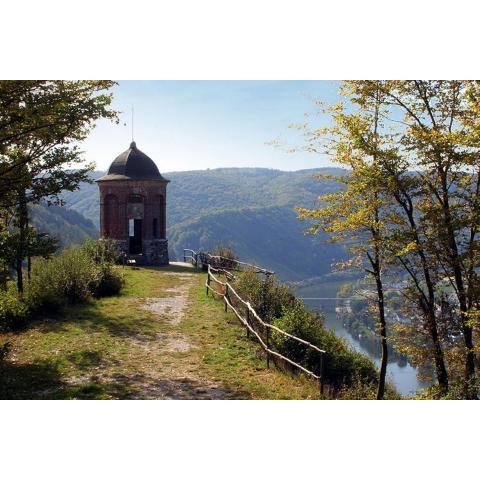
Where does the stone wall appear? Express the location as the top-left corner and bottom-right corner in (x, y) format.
(143, 239), (169, 265)
(112, 239), (169, 266)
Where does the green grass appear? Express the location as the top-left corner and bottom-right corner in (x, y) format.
(180, 278), (321, 399)
(0, 265), (321, 399)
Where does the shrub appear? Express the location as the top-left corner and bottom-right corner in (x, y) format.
(232, 269), (379, 393)
(0, 287), (30, 331)
(210, 244), (238, 270)
(90, 262), (124, 298)
(81, 238), (121, 264)
(272, 300), (378, 390)
(26, 241), (125, 310)
(233, 269), (295, 322)
(27, 248), (98, 306)
(81, 239), (124, 297)
(1, 241), (125, 331)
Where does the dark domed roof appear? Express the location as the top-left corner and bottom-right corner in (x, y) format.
(97, 141), (168, 182)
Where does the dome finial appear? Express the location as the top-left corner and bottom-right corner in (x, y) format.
(130, 141), (137, 149)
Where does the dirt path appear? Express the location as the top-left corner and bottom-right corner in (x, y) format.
(1, 265), (319, 400)
(124, 270), (239, 399)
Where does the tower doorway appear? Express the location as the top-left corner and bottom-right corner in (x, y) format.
(129, 218), (142, 254)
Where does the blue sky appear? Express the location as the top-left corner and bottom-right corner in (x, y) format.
(83, 81), (341, 173)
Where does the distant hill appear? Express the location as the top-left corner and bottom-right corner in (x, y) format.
(168, 205), (345, 280)
(30, 203), (98, 248)
(60, 167), (348, 281)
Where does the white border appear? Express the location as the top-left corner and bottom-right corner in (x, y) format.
(1, 1), (479, 478)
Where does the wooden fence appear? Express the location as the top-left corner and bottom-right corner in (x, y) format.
(205, 264), (326, 395)
(183, 248), (274, 276)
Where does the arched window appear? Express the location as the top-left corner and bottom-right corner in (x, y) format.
(104, 194), (118, 237)
(152, 194), (165, 238)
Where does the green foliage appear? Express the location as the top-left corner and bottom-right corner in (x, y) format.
(24, 240), (124, 317)
(273, 300), (378, 390)
(81, 238), (121, 264)
(58, 168), (348, 281)
(28, 248), (98, 306)
(209, 244), (238, 270)
(82, 239), (124, 297)
(233, 269), (296, 322)
(91, 262), (124, 298)
(0, 80), (117, 203)
(29, 203), (98, 248)
(233, 270), (379, 393)
(350, 297), (367, 314)
(0, 286), (29, 331)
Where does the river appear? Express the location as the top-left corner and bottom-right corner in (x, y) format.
(296, 281), (429, 396)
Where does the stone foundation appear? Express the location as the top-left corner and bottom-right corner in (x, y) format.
(143, 239), (169, 265)
(110, 238), (169, 266)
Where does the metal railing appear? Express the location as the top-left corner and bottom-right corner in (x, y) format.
(183, 248), (199, 267)
(205, 264), (326, 395)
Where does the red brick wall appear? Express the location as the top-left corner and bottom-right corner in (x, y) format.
(98, 180), (168, 242)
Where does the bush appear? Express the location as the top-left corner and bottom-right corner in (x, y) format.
(90, 262), (124, 297)
(272, 300), (378, 390)
(26, 242), (125, 309)
(210, 244), (238, 270)
(0, 286), (30, 331)
(81, 238), (121, 264)
(233, 269), (295, 322)
(232, 269), (379, 393)
(1, 240), (125, 331)
(81, 239), (124, 297)
(27, 248), (98, 306)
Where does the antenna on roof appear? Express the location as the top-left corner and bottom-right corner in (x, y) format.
(131, 106), (134, 142)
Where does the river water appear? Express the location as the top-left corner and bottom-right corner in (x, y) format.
(296, 282), (429, 397)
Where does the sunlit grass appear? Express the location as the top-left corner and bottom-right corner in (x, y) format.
(0, 265), (321, 399)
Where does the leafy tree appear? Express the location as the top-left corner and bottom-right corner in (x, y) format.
(298, 80), (480, 398)
(0, 81), (117, 292)
(347, 81), (480, 397)
(296, 83), (392, 399)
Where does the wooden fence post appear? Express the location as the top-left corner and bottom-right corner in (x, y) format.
(319, 351), (325, 397)
(266, 327), (270, 368)
(206, 271), (210, 296)
(224, 284), (229, 312)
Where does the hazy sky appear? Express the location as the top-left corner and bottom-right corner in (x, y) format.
(82, 80), (341, 173)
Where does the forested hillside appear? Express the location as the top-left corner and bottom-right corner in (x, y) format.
(168, 205), (344, 280)
(30, 203), (98, 247)
(59, 167), (348, 280)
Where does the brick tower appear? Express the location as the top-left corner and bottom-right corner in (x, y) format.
(96, 141), (169, 265)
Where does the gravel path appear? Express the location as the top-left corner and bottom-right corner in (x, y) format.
(130, 270), (237, 399)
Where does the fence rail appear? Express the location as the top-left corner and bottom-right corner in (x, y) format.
(183, 248), (274, 276)
(205, 264), (326, 394)
(183, 249), (198, 267)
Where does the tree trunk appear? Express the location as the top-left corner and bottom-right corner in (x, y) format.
(15, 188), (28, 294)
(441, 179), (476, 398)
(427, 309), (449, 395)
(16, 254), (23, 293)
(26, 211), (31, 280)
(0, 263), (7, 291)
(399, 196), (449, 394)
(375, 271), (388, 400)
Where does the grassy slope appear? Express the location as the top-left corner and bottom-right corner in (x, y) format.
(0, 266), (319, 399)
